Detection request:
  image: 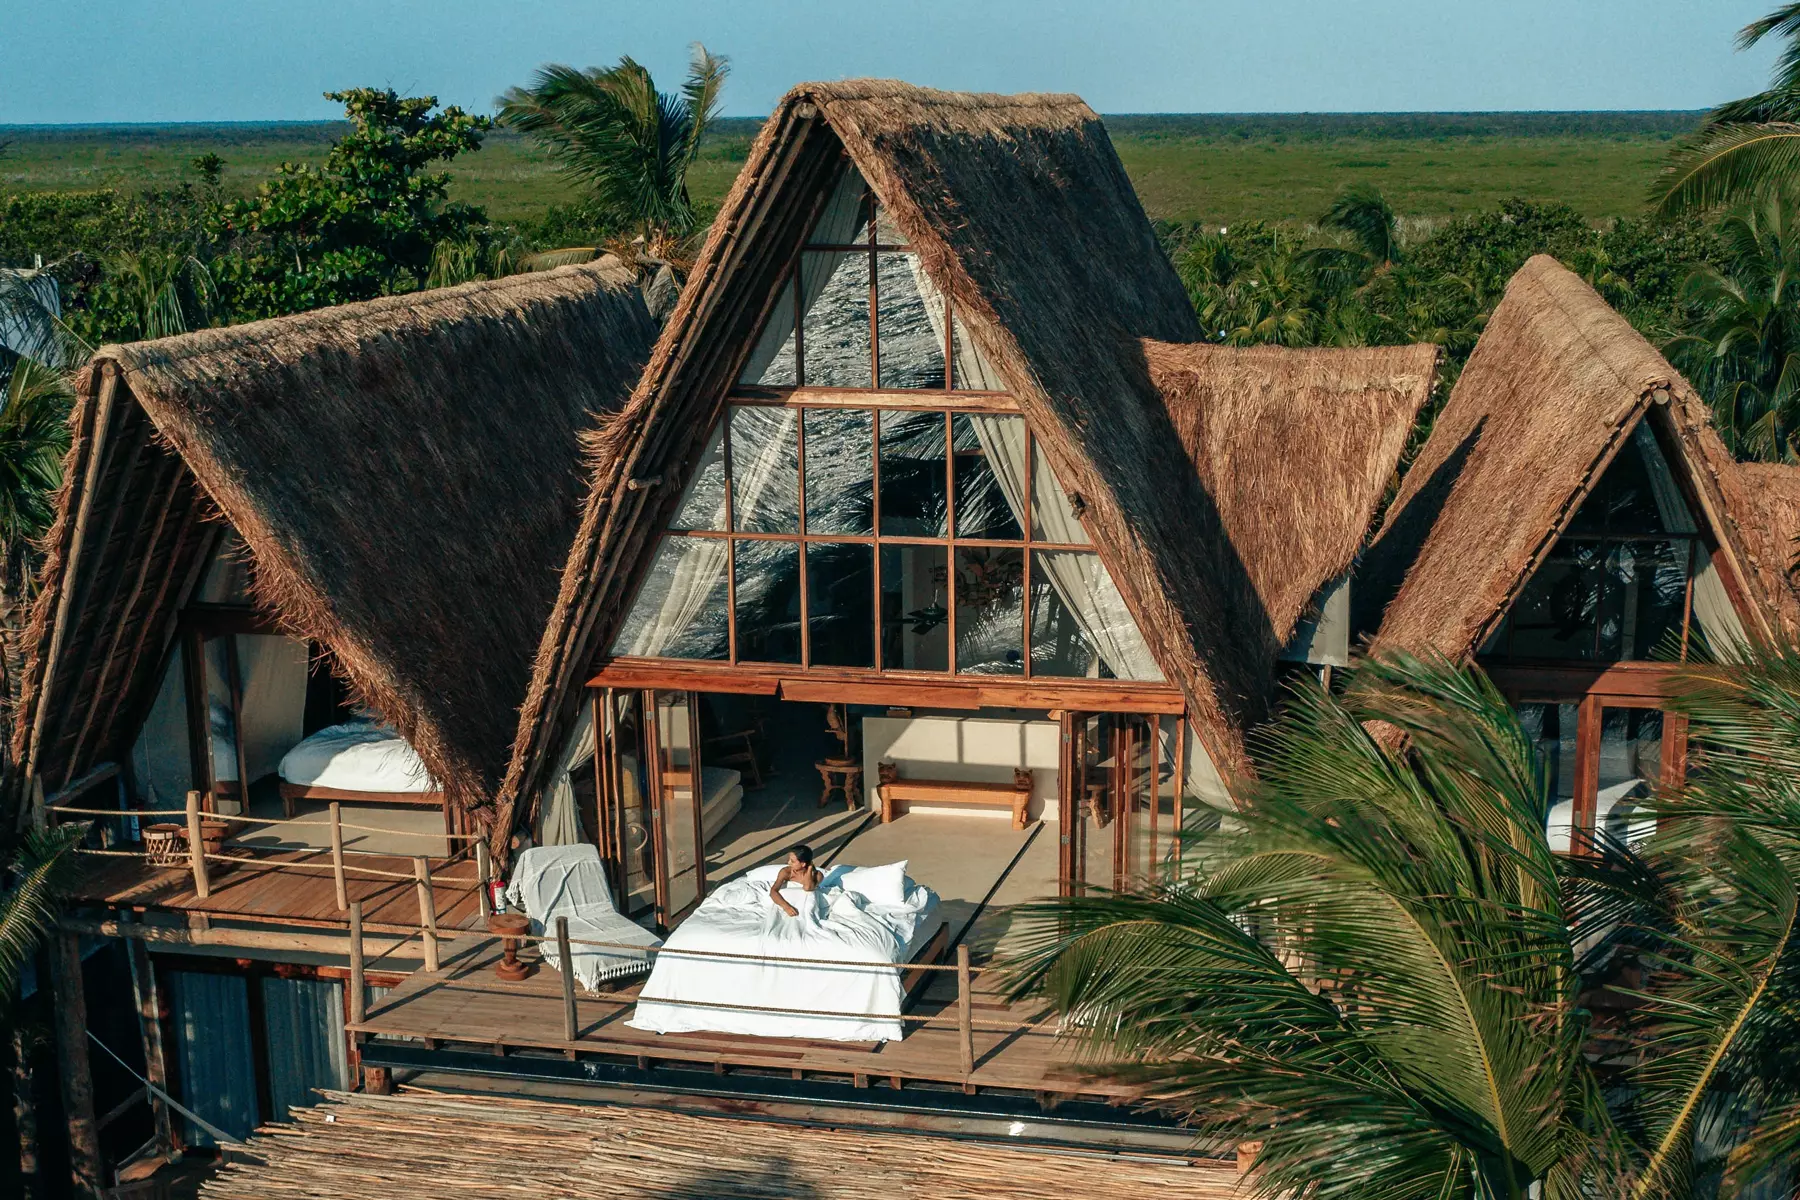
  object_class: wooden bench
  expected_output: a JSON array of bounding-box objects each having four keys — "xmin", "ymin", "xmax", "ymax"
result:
[{"xmin": 875, "ymin": 763, "xmax": 1034, "ymax": 830}]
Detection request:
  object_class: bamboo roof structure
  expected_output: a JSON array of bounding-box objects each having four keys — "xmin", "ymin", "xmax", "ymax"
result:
[
  {"xmin": 199, "ymin": 1090, "xmax": 1241, "ymax": 1199},
  {"xmin": 12, "ymin": 262, "xmax": 656, "ymax": 820},
  {"xmin": 494, "ymin": 80, "xmax": 1441, "ymax": 845},
  {"xmin": 1359, "ymin": 254, "xmax": 1776, "ymax": 659}
]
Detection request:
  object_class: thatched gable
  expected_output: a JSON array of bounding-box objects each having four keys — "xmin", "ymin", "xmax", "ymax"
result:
[
  {"xmin": 13, "ymin": 262, "xmax": 656, "ymax": 816},
  {"xmin": 1735, "ymin": 462, "xmax": 1800, "ymax": 639},
  {"xmin": 494, "ymin": 80, "xmax": 1441, "ymax": 846},
  {"xmin": 1144, "ymin": 341, "xmax": 1437, "ymax": 647},
  {"xmin": 1361, "ymin": 255, "xmax": 1774, "ymax": 659}
]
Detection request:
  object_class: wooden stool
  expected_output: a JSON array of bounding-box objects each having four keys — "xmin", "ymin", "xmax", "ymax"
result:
[
  {"xmin": 489, "ymin": 912, "xmax": 533, "ymax": 981},
  {"xmin": 816, "ymin": 759, "xmax": 863, "ymax": 813}
]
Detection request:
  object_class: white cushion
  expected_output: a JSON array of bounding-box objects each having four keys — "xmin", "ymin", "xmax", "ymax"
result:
[{"xmin": 836, "ymin": 861, "xmax": 908, "ymax": 907}]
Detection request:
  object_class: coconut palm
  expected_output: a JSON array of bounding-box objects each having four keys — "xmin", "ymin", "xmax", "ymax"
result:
[
  {"xmin": 498, "ymin": 45, "xmax": 728, "ymax": 258},
  {"xmin": 105, "ymin": 250, "xmax": 217, "ymax": 342},
  {"xmin": 0, "ymin": 825, "xmax": 88, "ymax": 1002},
  {"xmin": 1299, "ymin": 183, "xmax": 1401, "ymax": 293},
  {"xmin": 1664, "ymin": 191, "xmax": 1800, "ymax": 461},
  {"xmin": 1657, "ymin": 4, "xmax": 1800, "ymax": 213},
  {"xmin": 1004, "ymin": 650, "xmax": 1800, "ymax": 1200}
]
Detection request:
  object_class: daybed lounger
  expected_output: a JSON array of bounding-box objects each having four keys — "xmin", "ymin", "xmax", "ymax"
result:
[{"xmin": 504, "ymin": 844, "xmax": 662, "ymax": 992}]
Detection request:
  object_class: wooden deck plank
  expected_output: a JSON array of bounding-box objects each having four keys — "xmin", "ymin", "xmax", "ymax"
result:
[{"xmin": 355, "ymin": 940, "xmax": 1116, "ymax": 1098}]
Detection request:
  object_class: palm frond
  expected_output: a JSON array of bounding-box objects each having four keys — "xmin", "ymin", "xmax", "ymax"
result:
[
  {"xmin": 0, "ymin": 823, "xmax": 89, "ymax": 1005},
  {"xmin": 1655, "ymin": 123, "xmax": 1800, "ymax": 215}
]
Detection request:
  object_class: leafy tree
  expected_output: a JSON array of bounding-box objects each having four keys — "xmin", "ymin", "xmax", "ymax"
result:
[
  {"xmin": 215, "ymin": 88, "xmax": 491, "ymax": 318},
  {"xmin": 498, "ymin": 44, "xmax": 728, "ymax": 257},
  {"xmin": 1665, "ymin": 191, "xmax": 1800, "ymax": 461},
  {"xmin": 1004, "ymin": 651, "xmax": 1800, "ymax": 1200},
  {"xmin": 1657, "ymin": 5, "xmax": 1800, "ymax": 213}
]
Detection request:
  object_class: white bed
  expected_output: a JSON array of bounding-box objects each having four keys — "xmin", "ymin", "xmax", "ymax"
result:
[
  {"xmin": 628, "ymin": 863, "xmax": 941, "ymax": 1043},
  {"xmin": 276, "ymin": 721, "xmax": 441, "ymax": 816},
  {"xmin": 1547, "ymin": 778, "xmax": 1657, "ymax": 853}
]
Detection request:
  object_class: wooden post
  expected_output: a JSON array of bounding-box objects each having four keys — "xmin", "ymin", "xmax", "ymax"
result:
[
  {"xmin": 124, "ymin": 932, "xmax": 173, "ymax": 1158},
  {"xmin": 556, "ymin": 916, "xmax": 578, "ymax": 1046},
  {"xmin": 413, "ymin": 857, "xmax": 440, "ymax": 973},
  {"xmin": 362, "ymin": 1066, "xmax": 392, "ymax": 1096},
  {"xmin": 48, "ymin": 932, "xmax": 102, "ymax": 1198},
  {"xmin": 956, "ymin": 943, "xmax": 974, "ymax": 1085},
  {"xmin": 13, "ymin": 1007, "xmax": 40, "ymax": 1197},
  {"xmin": 329, "ymin": 802, "xmax": 347, "ymax": 912},
  {"xmin": 348, "ymin": 901, "xmax": 366, "ymax": 1025},
  {"xmin": 184, "ymin": 789, "xmax": 209, "ymax": 900},
  {"xmin": 475, "ymin": 840, "xmax": 492, "ymax": 919}
]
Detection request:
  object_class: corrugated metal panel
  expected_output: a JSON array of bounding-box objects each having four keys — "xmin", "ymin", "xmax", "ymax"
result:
[
  {"xmin": 262, "ymin": 977, "xmax": 347, "ymax": 1120},
  {"xmin": 168, "ymin": 971, "xmax": 258, "ymax": 1145}
]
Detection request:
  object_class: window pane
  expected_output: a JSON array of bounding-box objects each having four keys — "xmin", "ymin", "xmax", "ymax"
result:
[
  {"xmin": 1030, "ymin": 551, "xmax": 1164, "ymax": 681},
  {"xmin": 1503, "ymin": 540, "xmax": 1605, "ymax": 661},
  {"xmin": 670, "ymin": 422, "xmax": 727, "ymax": 532},
  {"xmin": 1602, "ymin": 540, "xmax": 1691, "ymax": 661},
  {"xmin": 611, "ymin": 536, "xmax": 729, "ymax": 660},
  {"xmin": 807, "ymin": 543, "xmax": 875, "ymax": 668},
  {"xmin": 876, "ymin": 253, "xmax": 946, "ymax": 388},
  {"xmin": 951, "ymin": 414, "xmax": 1023, "ymax": 540},
  {"xmin": 878, "ymin": 410, "xmax": 948, "ymax": 537},
  {"xmin": 799, "ymin": 251, "xmax": 871, "ymax": 388},
  {"xmin": 802, "ymin": 409, "xmax": 874, "ymax": 535},
  {"xmin": 729, "ymin": 406, "xmax": 799, "ymax": 534},
  {"xmin": 950, "ymin": 314, "xmax": 1004, "ymax": 391},
  {"xmin": 954, "ymin": 546, "xmax": 1024, "ymax": 675},
  {"xmin": 1598, "ymin": 707, "xmax": 1661, "ymax": 847},
  {"xmin": 1031, "ymin": 440, "xmax": 1089, "ymax": 544},
  {"xmin": 874, "ymin": 203, "xmax": 905, "ymax": 246},
  {"xmin": 806, "ymin": 173, "xmax": 872, "ymax": 245},
  {"xmin": 1516, "ymin": 702, "xmax": 1580, "ymax": 852},
  {"xmin": 739, "ymin": 277, "xmax": 797, "ymax": 387},
  {"xmin": 733, "ymin": 540, "xmax": 801, "ymax": 664},
  {"xmin": 880, "ymin": 544, "xmax": 948, "ymax": 671}
]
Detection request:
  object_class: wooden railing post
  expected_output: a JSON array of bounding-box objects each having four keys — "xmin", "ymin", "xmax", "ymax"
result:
[
  {"xmin": 556, "ymin": 916, "xmax": 578, "ymax": 1046},
  {"xmin": 348, "ymin": 900, "xmax": 366, "ymax": 1025},
  {"xmin": 475, "ymin": 840, "xmax": 492, "ymax": 919},
  {"xmin": 184, "ymin": 790, "xmax": 210, "ymax": 901},
  {"xmin": 329, "ymin": 802, "xmax": 347, "ymax": 912},
  {"xmin": 412, "ymin": 856, "xmax": 440, "ymax": 973},
  {"xmin": 957, "ymin": 943, "xmax": 974, "ymax": 1085}
]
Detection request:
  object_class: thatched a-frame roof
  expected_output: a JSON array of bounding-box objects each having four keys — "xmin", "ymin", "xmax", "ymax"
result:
[
  {"xmin": 1735, "ymin": 462, "xmax": 1800, "ymax": 639},
  {"xmin": 13, "ymin": 262, "xmax": 656, "ymax": 818},
  {"xmin": 1145, "ymin": 341, "xmax": 1437, "ymax": 647},
  {"xmin": 494, "ymin": 79, "xmax": 1441, "ymax": 846},
  {"xmin": 1361, "ymin": 254, "xmax": 1775, "ymax": 659}
]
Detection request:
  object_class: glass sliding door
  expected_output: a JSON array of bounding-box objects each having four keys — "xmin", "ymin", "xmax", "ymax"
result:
[
  {"xmin": 1059, "ymin": 711, "xmax": 1166, "ymax": 896},
  {"xmin": 649, "ymin": 690, "xmax": 707, "ymax": 925},
  {"xmin": 596, "ymin": 689, "xmax": 656, "ymax": 917}
]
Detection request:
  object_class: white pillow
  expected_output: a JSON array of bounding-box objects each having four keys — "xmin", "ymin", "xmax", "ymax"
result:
[
  {"xmin": 743, "ymin": 863, "xmax": 784, "ymax": 884},
  {"xmin": 837, "ymin": 861, "xmax": 908, "ymax": 907}
]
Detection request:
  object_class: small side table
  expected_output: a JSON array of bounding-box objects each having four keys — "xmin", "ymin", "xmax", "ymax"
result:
[
  {"xmin": 489, "ymin": 912, "xmax": 534, "ymax": 982},
  {"xmin": 816, "ymin": 759, "xmax": 863, "ymax": 813}
]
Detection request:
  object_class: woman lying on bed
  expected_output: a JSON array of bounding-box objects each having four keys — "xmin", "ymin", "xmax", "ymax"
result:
[{"xmin": 768, "ymin": 844, "xmax": 821, "ymax": 917}]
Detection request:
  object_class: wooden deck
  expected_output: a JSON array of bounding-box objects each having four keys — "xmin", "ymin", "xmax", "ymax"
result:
[
  {"xmin": 354, "ymin": 936, "xmax": 1127, "ymax": 1101},
  {"xmin": 71, "ymin": 850, "xmax": 483, "ymax": 934}
]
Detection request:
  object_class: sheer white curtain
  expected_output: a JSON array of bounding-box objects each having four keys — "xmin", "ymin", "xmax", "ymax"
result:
[
  {"xmin": 740, "ymin": 163, "xmax": 870, "ymax": 383},
  {"xmin": 537, "ymin": 702, "xmax": 594, "ymax": 846},
  {"xmin": 910, "ymin": 260, "xmax": 1160, "ymax": 683},
  {"xmin": 1634, "ymin": 422, "xmax": 1747, "ymax": 656}
]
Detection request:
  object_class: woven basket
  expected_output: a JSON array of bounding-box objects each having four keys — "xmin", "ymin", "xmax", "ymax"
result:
[{"xmin": 143, "ymin": 823, "xmax": 185, "ymax": 867}]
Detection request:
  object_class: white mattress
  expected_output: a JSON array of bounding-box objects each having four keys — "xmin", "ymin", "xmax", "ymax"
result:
[
  {"xmin": 1546, "ymin": 777, "xmax": 1656, "ymax": 853},
  {"xmin": 629, "ymin": 868, "xmax": 940, "ymax": 1043},
  {"xmin": 278, "ymin": 722, "xmax": 438, "ymax": 794}
]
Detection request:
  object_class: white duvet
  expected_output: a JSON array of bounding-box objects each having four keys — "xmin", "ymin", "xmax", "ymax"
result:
[
  {"xmin": 277, "ymin": 722, "xmax": 437, "ymax": 794},
  {"xmin": 629, "ymin": 869, "xmax": 939, "ymax": 1043}
]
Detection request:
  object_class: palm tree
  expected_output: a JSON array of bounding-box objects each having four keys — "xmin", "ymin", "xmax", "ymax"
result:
[
  {"xmin": 105, "ymin": 251, "xmax": 217, "ymax": 342},
  {"xmin": 1299, "ymin": 183, "xmax": 1401, "ymax": 292},
  {"xmin": 1664, "ymin": 191, "xmax": 1800, "ymax": 461},
  {"xmin": 498, "ymin": 45, "xmax": 728, "ymax": 260},
  {"xmin": 1657, "ymin": 4, "xmax": 1800, "ymax": 213},
  {"xmin": 1004, "ymin": 651, "xmax": 1800, "ymax": 1200},
  {"xmin": 0, "ymin": 825, "xmax": 88, "ymax": 1001}
]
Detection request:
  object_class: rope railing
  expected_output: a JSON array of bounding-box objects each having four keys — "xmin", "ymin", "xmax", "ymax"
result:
[{"xmin": 47, "ymin": 802, "xmax": 484, "ymax": 841}]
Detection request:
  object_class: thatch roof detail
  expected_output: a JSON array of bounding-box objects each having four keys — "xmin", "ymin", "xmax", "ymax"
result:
[
  {"xmin": 1735, "ymin": 462, "xmax": 1800, "ymax": 638},
  {"xmin": 1145, "ymin": 341, "xmax": 1437, "ymax": 645},
  {"xmin": 1361, "ymin": 254, "xmax": 1774, "ymax": 659},
  {"xmin": 13, "ymin": 262, "xmax": 655, "ymax": 815},
  {"xmin": 495, "ymin": 79, "xmax": 1440, "ymax": 847}
]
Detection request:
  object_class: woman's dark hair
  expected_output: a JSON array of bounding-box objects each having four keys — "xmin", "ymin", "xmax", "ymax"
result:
[{"xmin": 789, "ymin": 844, "xmax": 814, "ymax": 867}]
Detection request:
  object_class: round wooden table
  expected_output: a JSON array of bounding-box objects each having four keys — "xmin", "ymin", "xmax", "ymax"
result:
[
  {"xmin": 816, "ymin": 759, "xmax": 863, "ymax": 813},
  {"xmin": 488, "ymin": 912, "xmax": 534, "ymax": 981}
]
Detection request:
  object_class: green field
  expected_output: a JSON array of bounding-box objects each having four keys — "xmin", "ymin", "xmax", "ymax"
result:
[{"xmin": 0, "ymin": 110, "xmax": 1705, "ymax": 230}]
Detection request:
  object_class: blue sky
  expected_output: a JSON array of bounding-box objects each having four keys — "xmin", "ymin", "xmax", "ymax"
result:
[{"xmin": 2, "ymin": 1, "xmax": 1785, "ymax": 123}]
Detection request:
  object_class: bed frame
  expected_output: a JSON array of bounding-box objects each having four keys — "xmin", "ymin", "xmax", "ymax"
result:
[
  {"xmin": 900, "ymin": 920, "xmax": 951, "ymax": 1011},
  {"xmin": 278, "ymin": 781, "xmax": 448, "ymax": 821}
]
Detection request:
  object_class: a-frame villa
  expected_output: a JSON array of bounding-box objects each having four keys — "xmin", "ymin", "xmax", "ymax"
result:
[{"xmin": 19, "ymin": 80, "xmax": 1800, "ymax": 1197}]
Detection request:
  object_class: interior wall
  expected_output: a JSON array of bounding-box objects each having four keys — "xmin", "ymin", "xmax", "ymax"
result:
[{"xmin": 861, "ymin": 712, "xmax": 1060, "ymax": 820}]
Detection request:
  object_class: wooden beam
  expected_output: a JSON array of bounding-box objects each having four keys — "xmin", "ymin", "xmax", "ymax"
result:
[
  {"xmin": 62, "ymin": 917, "xmax": 434, "ymax": 963},
  {"xmin": 728, "ymin": 386, "xmax": 1018, "ymax": 412},
  {"xmin": 329, "ymin": 803, "xmax": 347, "ymax": 912},
  {"xmin": 124, "ymin": 930, "xmax": 173, "ymax": 1157},
  {"xmin": 348, "ymin": 902, "xmax": 366, "ymax": 1025},
  {"xmin": 185, "ymin": 790, "xmax": 210, "ymax": 900},
  {"xmin": 1571, "ymin": 697, "xmax": 1601, "ymax": 856},
  {"xmin": 48, "ymin": 932, "xmax": 102, "ymax": 1198}
]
